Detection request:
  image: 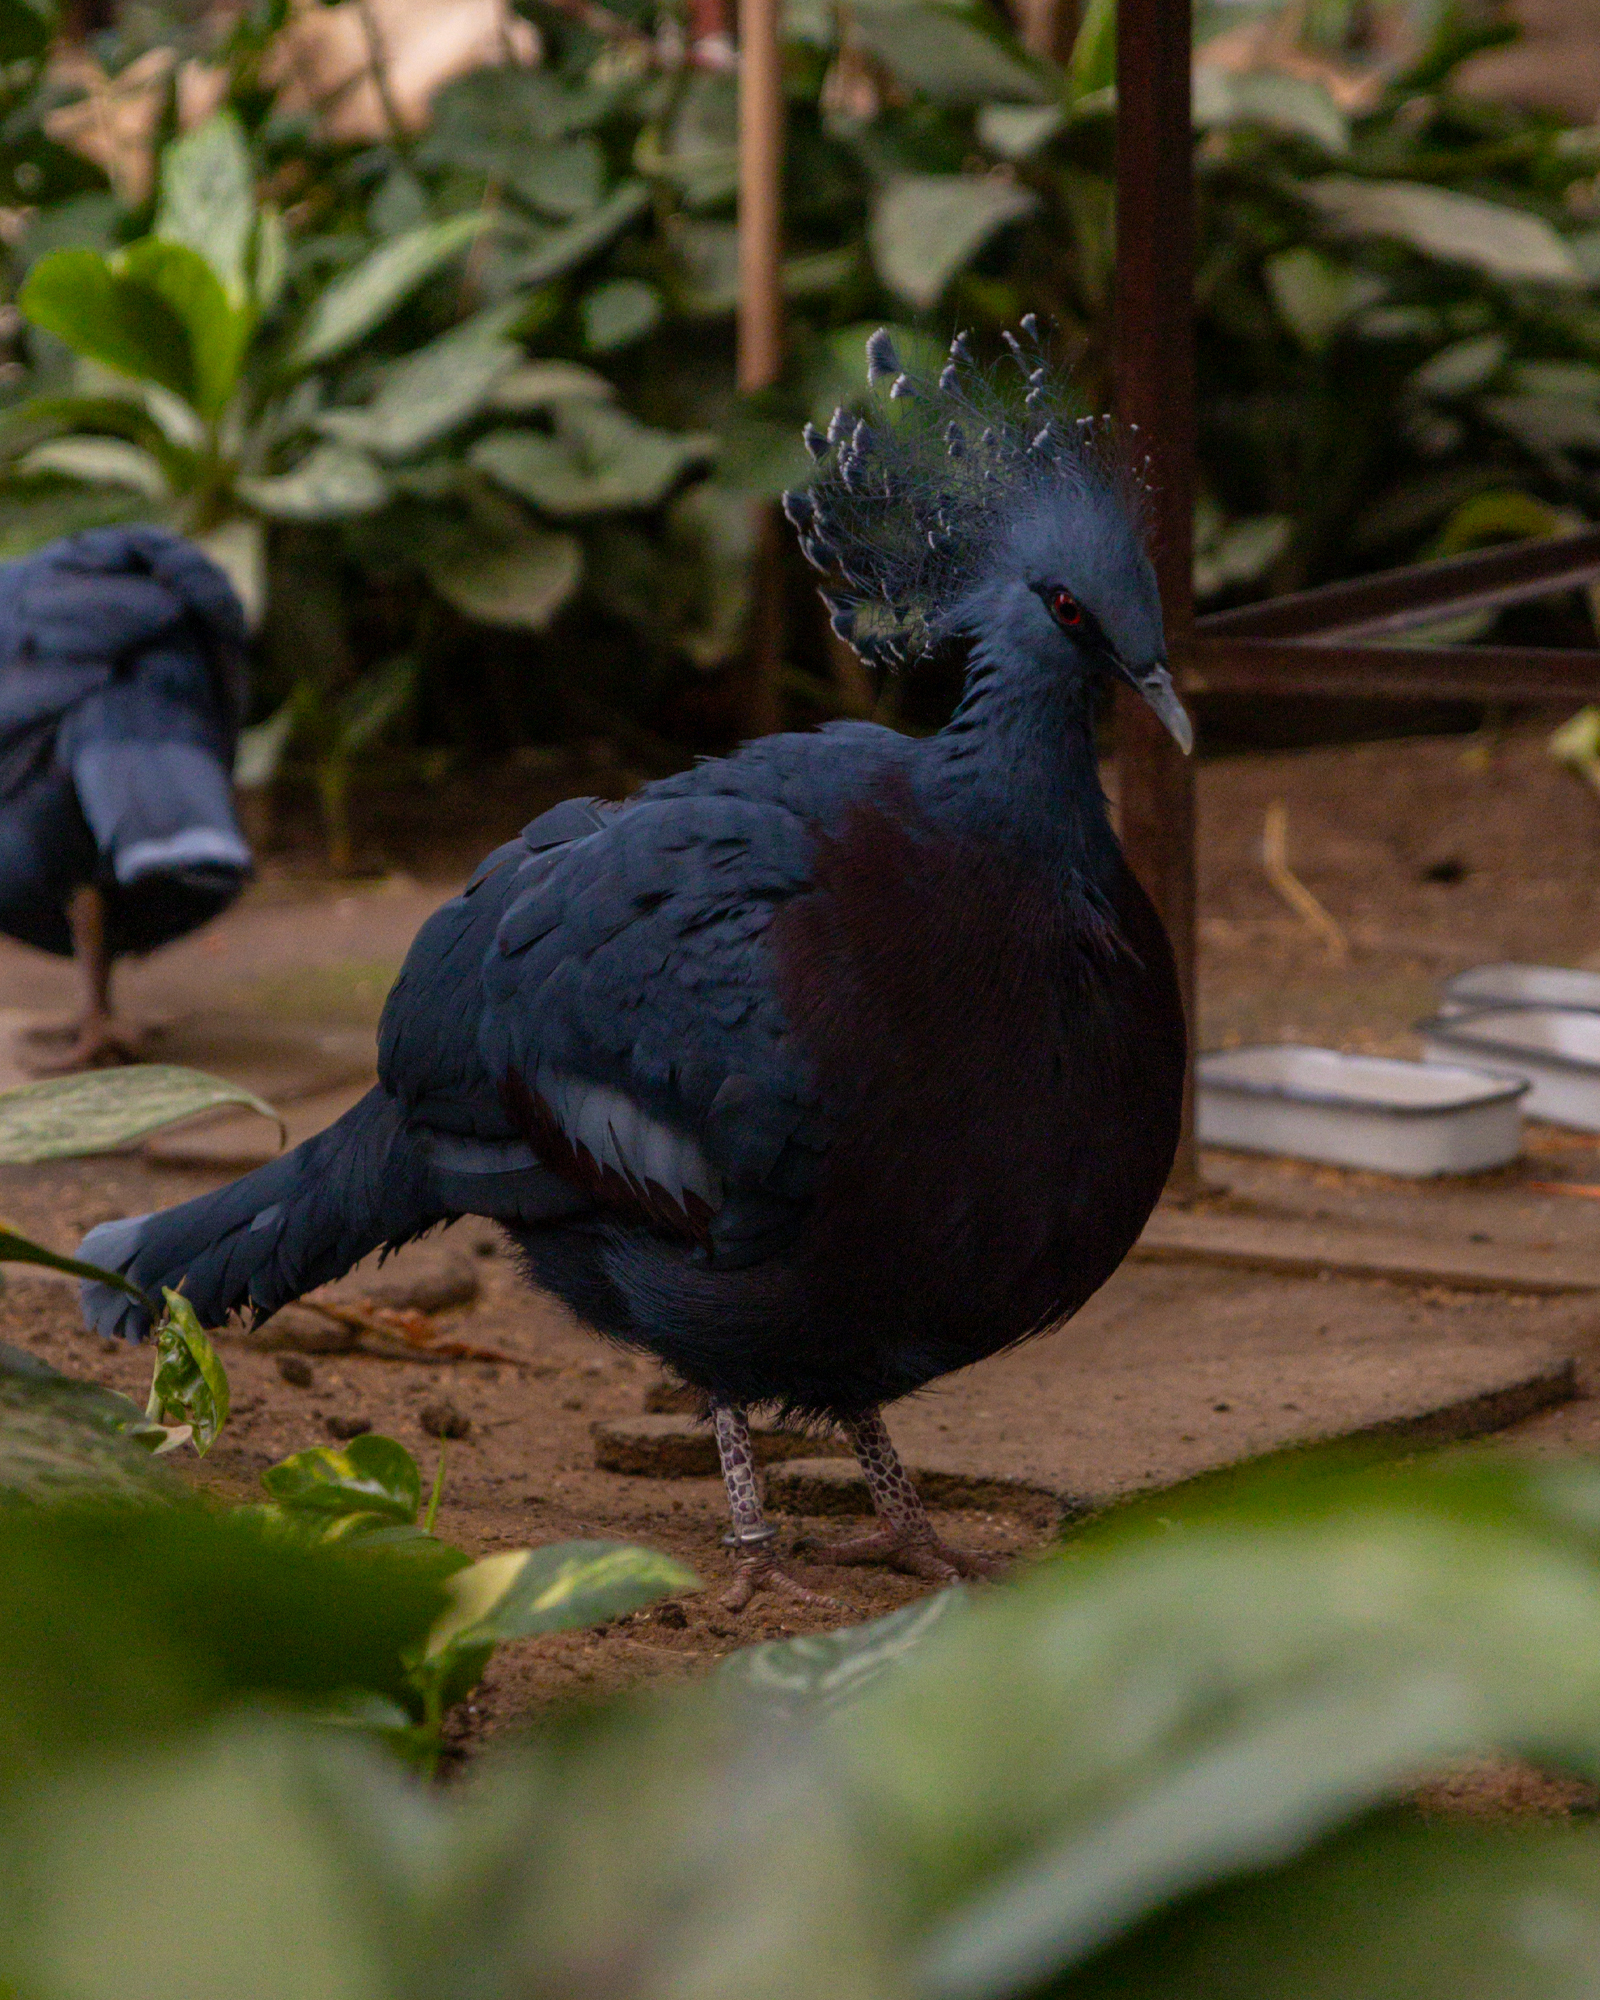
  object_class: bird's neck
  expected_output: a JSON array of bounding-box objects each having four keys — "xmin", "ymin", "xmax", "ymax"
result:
[{"xmin": 922, "ymin": 638, "xmax": 1119, "ymax": 888}]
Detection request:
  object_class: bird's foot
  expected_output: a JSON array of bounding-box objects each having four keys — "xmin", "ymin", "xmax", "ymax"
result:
[
  {"xmin": 721, "ymin": 1549, "xmax": 837, "ymax": 1612},
  {"xmin": 799, "ymin": 1522, "xmax": 1007, "ymax": 1583},
  {"xmin": 23, "ymin": 1015, "xmax": 145, "ymax": 1073}
]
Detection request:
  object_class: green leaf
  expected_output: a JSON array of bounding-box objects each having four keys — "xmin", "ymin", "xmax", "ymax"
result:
[
  {"xmin": 0, "ymin": 1064, "xmax": 282, "ymax": 1164},
  {"xmin": 581, "ymin": 277, "xmax": 661, "ymax": 353},
  {"xmin": 0, "ymin": 1350, "xmax": 174, "ymax": 1503},
  {"xmin": 723, "ymin": 1590, "xmax": 970, "ymax": 1717},
  {"xmin": 489, "ymin": 359, "xmax": 615, "ymax": 410},
  {"xmin": 314, "ymin": 306, "xmax": 522, "ymax": 461},
  {"xmin": 0, "ymin": 0, "xmax": 53, "ymax": 63},
  {"xmin": 196, "ymin": 516, "xmax": 265, "ymax": 629},
  {"xmin": 1192, "ymin": 67, "xmax": 1349, "ymax": 153},
  {"xmin": 144, "ymin": 1293, "xmax": 230, "ymax": 1455},
  {"xmin": 20, "ymin": 250, "xmax": 195, "ymax": 404},
  {"xmin": 155, "ymin": 112, "xmax": 256, "ymax": 307},
  {"xmin": 18, "ymin": 437, "xmax": 168, "ymax": 499},
  {"xmin": 469, "ymin": 404, "xmax": 714, "ymax": 516},
  {"xmin": 118, "ymin": 238, "xmax": 248, "ymax": 423},
  {"xmin": 1066, "ymin": 0, "xmax": 1115, "ymax": 102},
  {"xmin": 261, "ymin": 1434, "xmax": 422, "ymax": 1525},
  {"xmin": 1409, "ymin": 332, "xmax": 1508, "ymax": 398},
  {"xmin": 419, "ymin": 1540, "xmax": 700, "ymax": 1662},
  {"xmin": 237, "ymin": 444, "xmax": 388, "ymax": 521},
  {"xmin": 1303, "ymin": 178, "xmax": 1582, "ymax": 285},
  {"xmin": 493, "ymin": 181, "xmax": 650, "ymax": 291},
  {"xmin": 289, "ymin": 213, "xmax": 488, "ymax": 370},
  {"xmin": 508, "ymin": 136, "xmax": 607, "ymax": 220},
  {"xmin": 976, "ymin": 103, "xmax": 1065, "ymax": 161},
  {"xmin": 1264, "ymin": 248, "xmax": 1384, "ymax": 353},
  {"xmin": 869, "ymin": 175, "xmax": 1040, "ymax": 312},
  {"xmin": 0, "ymin": 1225, "xmax": 150, "ymax": 1306},
  {"xmin": 1072, "ymin": 1817, "xmax": 1600, "ymax": 2000},
  {"xmin": 0, "ymin": 394, "xmax": 191, "ymax": 482},
  {"xmin": 851, "ymin": 0, "xmax": 1049, "ymax": 106},
  {"xmin": 419, "ymin": 518, "xmax": 582, "ymax": 629},
  {"xmin": 252, "ymin": 201, "xmax": 287, "ymax": 316}
]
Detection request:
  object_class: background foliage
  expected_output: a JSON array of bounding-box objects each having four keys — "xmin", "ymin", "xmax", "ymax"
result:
[{"xmin": 0, "ymin": 0, "xmax": 1595, "ymax": 856}]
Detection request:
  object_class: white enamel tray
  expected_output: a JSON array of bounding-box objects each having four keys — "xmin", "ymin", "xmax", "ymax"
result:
[
  {"xmin": 1441, "ymin": 963, "xmax": 1600, "ymax": 1017},
  {"xmin": 1198, "ymin": 1044, "xmax": 1526, "ymax": 1176},
  {"xmin": 1420, "ymin": 1007, "xmax": 1600, "ymax": 1133}
]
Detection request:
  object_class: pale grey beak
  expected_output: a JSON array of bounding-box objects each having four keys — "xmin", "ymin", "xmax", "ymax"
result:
[{"xmin": 1130, "ymin": 660, "xmax": 1193, "ymax": 755}]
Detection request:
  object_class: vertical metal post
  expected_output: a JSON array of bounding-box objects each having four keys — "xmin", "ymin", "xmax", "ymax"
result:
[
  {"xmin": 737, "ymin": 0, "xmax": 786, "ymax": 736},
  {"xmin": 1114, "ymin": 0, "xmax": 1199, "ymax": 1190}
]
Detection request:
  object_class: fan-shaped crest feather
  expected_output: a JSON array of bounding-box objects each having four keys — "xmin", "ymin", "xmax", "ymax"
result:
[{"xmin": 782, "ymin": 320, "xmax": 1147, "ymax": 671}]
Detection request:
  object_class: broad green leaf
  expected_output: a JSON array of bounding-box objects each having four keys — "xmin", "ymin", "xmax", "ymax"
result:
[
  {"xmin": 585, "ymin": 482, "xmax": 756, "ymax": 666},
  {"xmin": 851, "ymin": 0, "xmax": 1049, "ymax": 106},
  {"xmin": 18, "ymin": 437, "xmax": 168, "ymax": 499},
  {"xmin": 20, "ymin": 250, "xmax": 194, "ymax": 404},
  {"xmin": 0, "ymin": 1346, "xmax": 173, "ymax": 1502},
  {"xmin": 290, "ymin": 213, "xmax": 488, "ymax": 370},
  {"xmin": 237, "ymin": 444, "xmax": 388, "ymax": 521},
  {"xmin": 261, "ymin": 1434, "xmax": 421, "ymax": 1525},
  {"xmin": 234, "ymin": 699, "xmax": 295, "ymax": 786},
  {"xmin": 493, "ymin": 181, "xmax": 650, "ymax": 291},
  {"xmin": 118, "ymin": 238, "xmax": 247, "ymax": 423},
  {"xmin": 723, "ymin": 1590, "xmax": 970, "ymax": 1717},
  {"xmin": 196, "ymin": 516, "xmax": 265, "ymax": 629},
  {"xmin": 315, "ymin": 307, "xmax": 522, "ymax": 461},
  {"xmin": 1264, "ymin": 247, "xmax": 1384, "ymax": 352},
  {"xmin": 1482, "ymin": 395, "xmax": 1600, "ymax": 456},
  {"xmin": 0, "ymin": 1225, "xmax": 149, "ymax": 1305},
  {"xmin": 489, "ymin": 359, "xmax": 614, "ymax": 410},
  {"xmin": 0, "ymin": 1064, "xmax": 282, "ymax": 1163},
  {"xmin": 155, "ymin": 112, "xmax": 256, "ymax": 307},
  {"xmin": 1511, "ymin": 359, "xmax": 1600, "ymax": 403},
  {"xmin": 144, "ymin": 1293, "xmax": 230, "ymax": 1455},
  {"xmin": 1070, "ymin": 1818, "xmax": 1600, "ymax": 2000},
  {"xmin": 1066, "ymin": 0, "xmax": 1115, "ymax": 102},
  {"xmin": 420, "ymin": 1539, "xmax": 699, "ymax": 1661},
  {"xmin": 419, "ymin": 519, "xmax": 582, "ymax": 629},
  {"xmin": 823, "ymin": 1453, "xmax": 1600, "ymax": 1998},
  {"xmin": 581, "ymin": 277, "xmax": 661, "ymax": 353},
  {"xmin": 1193, "ymin": 514, "xmax": 1291, "ymax": 598},
  {"xmin": 508, "ymin": 136, "xmax": 607, "ymax": 220},
  {"xmin": 0, "ymin": 394, "xmax": 191, "ymax": 482},
  {"xmin": 977, "ymin": 102, "xmax": 1065, "ymax": 161},
  {"xmin": 1304, "ymin": 178, "xmax": 1582, "ymax": 285},
  {"xmin": 1409, "ymin": 331, "xmax": 1508, "ymax": 398},
  {"xmin": 425, "ymin": 63, "xmax": 624, "ymax": 157},
  {"xmin": 0, "ymin": 0, "xmax": 52, "ymax": 62},
  {"xmin": 469, "ymin": 404, "xmax": 714, "ymax": 516},
  {"xmin": 1192, "ymin": 66, "xmax": 1348, "ymax": 153},
  {"xmin": 869, "ymin": 175, "xmax": 1040, "ymax": 311}
]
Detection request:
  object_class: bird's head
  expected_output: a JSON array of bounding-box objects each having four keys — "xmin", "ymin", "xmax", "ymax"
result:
[{"xmin": 782, "ymin": 323, "xmax": 1192, "ymax": 754}]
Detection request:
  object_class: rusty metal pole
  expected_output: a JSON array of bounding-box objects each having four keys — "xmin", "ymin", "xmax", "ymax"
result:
[
  {"xmin": 1114, "ymin": 0, "xmax": 1199, "ymax": 1191},
  {"xmin": 738, "ymin": 0, "xmax": 786, "ymax": 737}
]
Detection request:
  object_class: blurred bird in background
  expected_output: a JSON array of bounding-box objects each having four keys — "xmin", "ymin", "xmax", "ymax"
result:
[
  {"xmin": 0, "ymin": 526, "xmax": 252, "ymax": 1069},
  {"xmin": 79, "ymin": 326, "xmax": 1190, "ymax": 1603}
]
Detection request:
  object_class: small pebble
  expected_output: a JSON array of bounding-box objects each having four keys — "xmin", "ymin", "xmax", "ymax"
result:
[
  {"xmin": 326, "ymin": 1414, "xmax": 372, "ymax": 1440},
  {"xmin": 420, "ymin": 1399, "xmax": 471, "ymax": 1440},
  {"xmin": 276, "ymin": 1354, "xmax": 314, "ymax": 1388}
]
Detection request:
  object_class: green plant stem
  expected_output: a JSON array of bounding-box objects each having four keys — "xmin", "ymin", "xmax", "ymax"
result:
[{"xmin": 424, "ymin": 1440, "xmax": 448, "ymax": 1536}]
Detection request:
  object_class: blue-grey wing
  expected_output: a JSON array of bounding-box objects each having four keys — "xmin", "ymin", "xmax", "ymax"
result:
[{"xmin": 476, "ymin": 791, "xmax": 831, "ymax": 1261}]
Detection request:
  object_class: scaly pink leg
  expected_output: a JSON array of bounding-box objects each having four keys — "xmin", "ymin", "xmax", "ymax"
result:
[
  {"xmin": 712, "ymin": 1403, "xmax": 834, "ymax": 1611},
  {"xmin": 807, "ymin": 1409, "xmax": 1007, "ymax": 1582}
]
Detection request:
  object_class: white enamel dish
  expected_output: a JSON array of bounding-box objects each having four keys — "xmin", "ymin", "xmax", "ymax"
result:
[
  {"xmin": 1420, "ymin": 1007, "xmax": 1600, "ymax": 1133},
  {"xmin": 1441, "ymin": 963, "xmax": 1600, "ymax": 1018},
  {"xmin": 1197, "ymin": 1044, "xmax": 1527, "ymax": 1175}
]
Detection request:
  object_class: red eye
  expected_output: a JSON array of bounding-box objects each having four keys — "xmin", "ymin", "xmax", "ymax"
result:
[{"xmin": 1051, "ymin": 589, "xmax": 1083, "ymax": 628}]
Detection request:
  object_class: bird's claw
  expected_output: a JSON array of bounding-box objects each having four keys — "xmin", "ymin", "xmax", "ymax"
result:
[
  {"xmin": 24, "ymin": 1018, "xmax": 145, "ymax": 1073},
  {"xmin": 799, "ymin": 1523, "xmax": 1007, "ymax": 1582},
  {"xmin": 721, "ymin": 1550, "xmax": 837, "ymax": 1611}
]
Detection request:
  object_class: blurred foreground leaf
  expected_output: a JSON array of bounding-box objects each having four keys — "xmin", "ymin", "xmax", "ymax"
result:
[{"xmin": 0, "ymin": 1064, "xmax": 283, "ymax": 1163}]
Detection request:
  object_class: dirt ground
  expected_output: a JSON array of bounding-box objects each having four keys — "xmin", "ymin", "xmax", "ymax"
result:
[{"xmin": 7, "ymin": 723, "xmax": 1600, "ymax": 1801}]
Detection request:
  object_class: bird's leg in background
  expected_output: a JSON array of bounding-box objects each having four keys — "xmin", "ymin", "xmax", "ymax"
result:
[
  {"xmin": 712, "ymin": 1402, "xmax": 834, "ymax": 1611},
  {"xmin": 32, "ymin": 886, "xmax": 142, "ymax": 1071},
  {"xmin": 808, "ymin": 1409, "xmax": 1005, "ymax": 1582}
]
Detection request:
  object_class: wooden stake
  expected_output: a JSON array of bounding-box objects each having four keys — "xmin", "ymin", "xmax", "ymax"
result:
[
  {"xmin": 737, "ymin": 0, "xmax": 786, "ymax": 735},
  {"xmin": 1114, "ymin": 0, "xmax": 1200, "ymax": 1192}
]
